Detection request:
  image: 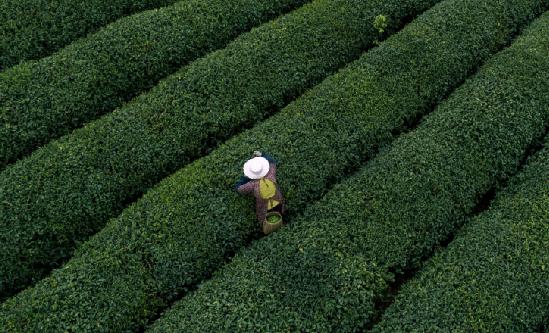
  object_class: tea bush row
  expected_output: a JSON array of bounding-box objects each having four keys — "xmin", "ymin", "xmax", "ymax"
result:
[
  {"xmin": 1, "ymin": 0, "xmax": 544, "ymax": 330},
  {"xmin": 145, "ymin": 10, "xmax": 549, "ymax": 332},
  {"xmin": 0, "ymin": 0, "xmax": 310, "ymax": 168},
  {"xmin": 0, "ymin": 0, "xmax": 177, "ymax": 69},
  {"xmin": 0, "ymin": 0, "xmax": 440, "ymax": 302},
  {"xmin": 373, "ymin": 135, "xmax": 549, "ymax": 332}
]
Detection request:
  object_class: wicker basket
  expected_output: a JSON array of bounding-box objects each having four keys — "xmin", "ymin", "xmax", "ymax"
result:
[{"xmin": 262, "ymin": 211, "xmax": 283, "ymax": 234}]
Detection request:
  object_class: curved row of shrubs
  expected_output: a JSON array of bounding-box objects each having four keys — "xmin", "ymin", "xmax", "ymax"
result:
[
  {"xmin": 0, "ymin": 0, "xmax": 178, "ymax": 69},
  {"xmin": 0, "ymin": 0, "xmax": 441, "ymax": 299},
  {"xmin": 372, "ymin": 135, "xmax": 549, "ymax": 332},
  {"xmin": 0, "ymin": 0, "xmax": 310, "ymax": 168},
  {"xmin": 0, "ymin": 0, "xmax": 544, "ymax": 330},
  {"xmin": 145, "ymin": 10, "xmax": 549, "ymax": 332}
]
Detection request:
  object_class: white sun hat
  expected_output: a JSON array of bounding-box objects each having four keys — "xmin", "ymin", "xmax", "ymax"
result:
[{"xmin": 243, "ymin": 157, "xmax": 270, "ymax": 179}]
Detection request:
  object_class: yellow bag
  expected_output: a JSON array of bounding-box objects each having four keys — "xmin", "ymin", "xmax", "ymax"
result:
[
  {"xmin": 259, "ymin": 178, "xmax": 276, "ymax": 199},
  {"xmin": 259, "ymin": 178, "xmax": 279, "ymax": 210}
]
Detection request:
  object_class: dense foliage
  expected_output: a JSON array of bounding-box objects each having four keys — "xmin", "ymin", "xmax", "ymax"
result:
[
  {"xmin": 0, "ymin": 0, "xmax": 440, "ymax": 304},
  {"xmin": 1, "ymin": 0, "xmax": 546, "ymax": 331},
  {"xmin": 373, "ymin": 135, "xmax": 549, "ymax": 332},
  {"xmin": 0, "ymin": 0, "xmax": 310, "ymax": 168},
  {"xmin": 0, "ymin": 0, "xmax": 177, "ymax": 69},
  {"xmin": 145, "ymin": 11, "xmax": 549, "ymax": 332}
]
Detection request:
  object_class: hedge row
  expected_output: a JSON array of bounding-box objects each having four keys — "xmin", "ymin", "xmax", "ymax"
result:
[
  {"xmin": 0, "ymin": 0, "xmax": 178, "ymax": 69},
  {"xmin": 372, "ymin": 135, "xmax": 549, "ymax": 332},
  {"xmin": 0, "ymin": 0, "xmax": 544, "ymax": 331},
  {"xmin": 0, "ymin": 0, "xmax": 442, "ymax": 299},
  {"xmin": 145, "ymin": 10, "xmax": 549, "ymax": 332},
  {"xmin": 0, "ymin": 0, "xmax": 310, "ymax": 168}
]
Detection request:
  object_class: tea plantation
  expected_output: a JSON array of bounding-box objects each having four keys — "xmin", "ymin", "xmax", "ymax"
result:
[{"xmin": 0, "ymin": 0, "xmax": 547, "ymax": 332}]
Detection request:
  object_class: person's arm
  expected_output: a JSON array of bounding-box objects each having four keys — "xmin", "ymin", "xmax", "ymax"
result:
[
  {"xmin": 235, "ymin": 175, "xmax": 251, "ymax": 191},
  {"xmin": 236, "ymin": 180, "xmax": 255, "ymax": 195}
]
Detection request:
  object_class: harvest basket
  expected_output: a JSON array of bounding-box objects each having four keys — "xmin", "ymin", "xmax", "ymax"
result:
[{"xmin": 262, "ymin": 211, "xmax": 283, "ymax": 234}]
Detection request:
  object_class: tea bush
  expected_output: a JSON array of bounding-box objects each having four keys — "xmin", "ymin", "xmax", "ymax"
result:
[
  {"xmin": 1, "ymin": 0, "xmax": 546, "ymax": 330},
  {"xmin": 373, "ymin": 136, "xmax": 549, "ymax": 332},
  {"xmin": 0, "ymin": 0, "xmax": 440, "ymax": 302},
  {"xmin": 0, "ymin": 0, "xmax": 177, "ymax": 69},
  {"xmin": 0, "ymin": 0, "xmax": 310, "ymax": 168},
  {"xmin": 146, "ymin": 11, "xmax": 549, "ymax": 332}
]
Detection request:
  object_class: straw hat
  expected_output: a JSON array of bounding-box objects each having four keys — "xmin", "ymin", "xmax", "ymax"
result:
[{"xmin": 243, "ymin": 157, "xmax": 270, "ymax": 179}]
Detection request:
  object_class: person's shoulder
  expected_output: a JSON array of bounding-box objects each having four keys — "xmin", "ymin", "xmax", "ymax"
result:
[{"xmin": 262, "ymin": 153, "xmax": 278, "ymax": 165}]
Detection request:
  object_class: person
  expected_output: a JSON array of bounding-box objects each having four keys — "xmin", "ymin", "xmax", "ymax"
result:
[{"xmin": 235, "ymin": 151, "xmax": 285, "ymax": 234}]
